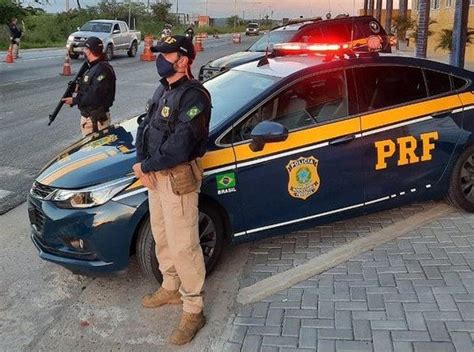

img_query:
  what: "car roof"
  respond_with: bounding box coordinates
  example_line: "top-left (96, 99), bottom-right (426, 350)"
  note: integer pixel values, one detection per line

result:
top-left (88, 19), bottom-right (122, 23)
top-left (231, 53), bottom-right (469, 79)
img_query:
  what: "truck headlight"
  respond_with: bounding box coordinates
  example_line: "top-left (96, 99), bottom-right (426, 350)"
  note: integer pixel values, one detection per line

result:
top-left (68, 35), bottom-right (74, 41)
top-left (50, 176), bottom-right (135, 209)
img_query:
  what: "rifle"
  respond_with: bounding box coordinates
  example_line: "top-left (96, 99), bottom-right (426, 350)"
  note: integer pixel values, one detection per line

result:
top-left (48, 61), bottom-right (89, 126)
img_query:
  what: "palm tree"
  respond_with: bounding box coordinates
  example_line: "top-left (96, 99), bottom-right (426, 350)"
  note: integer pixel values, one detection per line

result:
top-left (416, 0), bottom-right (430, 58)
top-left (436, 28), bottom-right (474, 62)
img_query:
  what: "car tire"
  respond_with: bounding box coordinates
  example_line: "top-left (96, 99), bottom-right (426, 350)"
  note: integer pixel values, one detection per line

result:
top-left (136, 202), bottom-right (225, 283)
top-left (127, 41), bottom-right (137, 57)
top-left (105, 44), bottom-right (113, 61)
top-left (69, 52), bottom-right (79, 59)
top-left (447, 144), bottom-right (474, 212)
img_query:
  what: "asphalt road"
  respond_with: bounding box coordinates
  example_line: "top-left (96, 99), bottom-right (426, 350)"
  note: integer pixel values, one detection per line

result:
top-left (0, 35), bottom-right (258, 214)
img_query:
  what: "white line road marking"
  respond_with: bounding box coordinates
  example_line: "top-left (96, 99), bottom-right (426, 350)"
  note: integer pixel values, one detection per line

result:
top-left (0, 55), bottom-right (64, 66)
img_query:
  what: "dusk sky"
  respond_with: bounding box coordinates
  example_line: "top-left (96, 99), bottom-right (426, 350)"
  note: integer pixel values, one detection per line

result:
top-left (35, 0), bottom-right (410, 20)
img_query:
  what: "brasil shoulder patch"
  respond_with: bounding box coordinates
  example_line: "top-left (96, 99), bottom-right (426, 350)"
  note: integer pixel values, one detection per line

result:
top-left (186, 105), bottom-right (202, 119)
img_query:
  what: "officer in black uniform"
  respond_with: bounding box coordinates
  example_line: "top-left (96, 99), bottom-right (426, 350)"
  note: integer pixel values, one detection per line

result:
top-left (133, 35), bottom-right (211, 345)
top-left (62, 36), bottom-right (116, 136)
top-left (8, 18), bottom-right (23, 58)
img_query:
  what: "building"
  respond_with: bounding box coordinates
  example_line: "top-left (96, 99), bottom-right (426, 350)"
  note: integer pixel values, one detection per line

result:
top-left (412, 0), bottom-right (474, 60)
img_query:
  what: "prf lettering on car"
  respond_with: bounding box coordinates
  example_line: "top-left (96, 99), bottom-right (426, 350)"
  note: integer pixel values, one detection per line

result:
top-left (374, 132), bottom-right (439, 170)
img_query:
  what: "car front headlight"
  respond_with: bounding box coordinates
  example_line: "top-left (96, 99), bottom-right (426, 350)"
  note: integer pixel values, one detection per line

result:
top-left (50, 176), bottom-right (135, 209)
top-left (68, 35), bottom-right (74, 42)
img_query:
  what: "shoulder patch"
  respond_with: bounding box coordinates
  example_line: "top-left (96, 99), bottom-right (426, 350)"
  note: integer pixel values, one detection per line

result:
top-left (186, 105), bottom-right (202, 119)
top-left (97, 73), bottom-right (106, 82)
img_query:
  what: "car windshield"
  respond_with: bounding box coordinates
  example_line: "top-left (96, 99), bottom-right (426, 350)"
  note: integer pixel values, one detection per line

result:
top-left (80, 22), bottom-right (113, 33)
top-left (249, 30), bottom-right (297, 52)
top-left (248, 23), bottom-right (259, 28)
top-left (204, 70), bottom-right (279, 131)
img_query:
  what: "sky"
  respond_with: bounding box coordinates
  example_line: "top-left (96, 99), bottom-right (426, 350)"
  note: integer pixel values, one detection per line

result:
top-left (33, 0), bottom-right (408, 20)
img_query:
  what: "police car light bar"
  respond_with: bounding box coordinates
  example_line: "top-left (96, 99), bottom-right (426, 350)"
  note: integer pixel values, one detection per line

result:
top-left (273, 42), bottom-right (350, 53)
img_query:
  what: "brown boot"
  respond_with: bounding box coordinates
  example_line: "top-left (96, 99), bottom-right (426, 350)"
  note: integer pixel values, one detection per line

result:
top-left (141, 287), bottom-right (182, 308)
top-left (169, 311), bottom-right (206, 345)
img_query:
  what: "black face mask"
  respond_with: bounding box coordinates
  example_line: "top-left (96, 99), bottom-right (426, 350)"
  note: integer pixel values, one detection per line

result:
top-left (156, 54), bottom-right (178, 78)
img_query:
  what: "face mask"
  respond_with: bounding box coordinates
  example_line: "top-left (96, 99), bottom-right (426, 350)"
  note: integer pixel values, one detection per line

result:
top-left (156, 54), bottom-right (178, 78)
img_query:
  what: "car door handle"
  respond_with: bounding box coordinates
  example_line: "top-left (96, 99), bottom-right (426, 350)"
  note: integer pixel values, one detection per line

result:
top-left (432, 110), bottom-right (452, 118)
top-left (329, 134), bottom-right (356, 146)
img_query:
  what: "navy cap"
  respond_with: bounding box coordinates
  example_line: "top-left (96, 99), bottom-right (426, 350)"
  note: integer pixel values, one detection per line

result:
top-left (84, 36), bottom-right (104, 55)
top-left (151, 35), bottom-right (196, 61)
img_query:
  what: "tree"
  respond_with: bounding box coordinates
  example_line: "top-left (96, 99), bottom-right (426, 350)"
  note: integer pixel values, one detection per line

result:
top-left (435, 28), bottom-right (474, 52)
top-left (150, 2), bottom-right (172, 22)
top-left (226, 15), bottom-right (243, 28)
top-left (416, 0), bottom-right (430, 58)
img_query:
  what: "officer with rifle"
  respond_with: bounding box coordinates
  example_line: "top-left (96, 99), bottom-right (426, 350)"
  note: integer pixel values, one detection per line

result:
top-left (61, 37), bottom-right (116, 136)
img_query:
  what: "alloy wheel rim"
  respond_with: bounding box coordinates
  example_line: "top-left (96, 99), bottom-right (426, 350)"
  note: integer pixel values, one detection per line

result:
top-left (199, 211), bottom-right (217, 264)
top-left (460, 154), bottom-right (474, 202)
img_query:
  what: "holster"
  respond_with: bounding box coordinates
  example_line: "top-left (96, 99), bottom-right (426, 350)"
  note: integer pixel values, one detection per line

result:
top-left (166, 159), bottom-right (203, 195)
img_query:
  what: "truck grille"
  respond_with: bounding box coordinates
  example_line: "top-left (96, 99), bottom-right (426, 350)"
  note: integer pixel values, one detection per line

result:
top-left (30, 182), bottom-right (55, 200)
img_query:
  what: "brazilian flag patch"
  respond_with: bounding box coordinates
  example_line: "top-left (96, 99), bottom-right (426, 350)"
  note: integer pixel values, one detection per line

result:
top-left (97, 74), bottom-right (106, 81)
top-left (186, 106), bottom-right (202, 119)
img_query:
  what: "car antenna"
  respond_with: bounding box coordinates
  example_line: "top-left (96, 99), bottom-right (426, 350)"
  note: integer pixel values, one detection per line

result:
top-left (257, 29), bottom-right (271, 67)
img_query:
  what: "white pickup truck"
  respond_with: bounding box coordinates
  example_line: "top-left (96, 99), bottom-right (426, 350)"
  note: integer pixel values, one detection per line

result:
top-left (66, 19), bottom-right (141, 60)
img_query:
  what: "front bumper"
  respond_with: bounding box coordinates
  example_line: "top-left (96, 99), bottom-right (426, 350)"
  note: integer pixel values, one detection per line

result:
top-left (28, 195), bottom-right (141, 275)
top-left (66, 41), bottom-right (86, 53)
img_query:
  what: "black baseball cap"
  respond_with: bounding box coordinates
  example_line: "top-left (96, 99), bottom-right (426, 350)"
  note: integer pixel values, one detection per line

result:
top-left (84, 36), bottom-right (104, 55)
top-left (151, 35), bottom-right (196, 61)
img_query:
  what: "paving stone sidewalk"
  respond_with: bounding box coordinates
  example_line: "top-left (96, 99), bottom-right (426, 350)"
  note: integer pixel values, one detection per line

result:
top-left (223, 203), bottom-right (474, 351)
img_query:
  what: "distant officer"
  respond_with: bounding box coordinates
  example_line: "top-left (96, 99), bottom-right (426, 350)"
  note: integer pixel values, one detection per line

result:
top-left (8, 18), bottom-right (23, 59)
top-left (62, 37), bottom-right (116, 137)
top-left (133, 35), bottom-right (211, 345)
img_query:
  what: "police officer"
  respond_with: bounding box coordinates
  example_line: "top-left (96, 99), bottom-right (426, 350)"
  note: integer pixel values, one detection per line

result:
top-left (133, 35), bottom-right (211, 345)
top-left (62, 36), bottom-right (116, 137)
top-left (8, 18), bottom-right (22, 59)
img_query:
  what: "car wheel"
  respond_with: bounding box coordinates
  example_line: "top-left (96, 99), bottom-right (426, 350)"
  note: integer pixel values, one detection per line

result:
top-left (69, 52), bottom-right (79, 59)
top-left (136, 202), bottom-right (225, 283)
top-left (448, 144), bottom-right (474, 212)
top-left (127, 41), bottom-right (137, 57)
top-left (105, 45), bottom-right (113, 61)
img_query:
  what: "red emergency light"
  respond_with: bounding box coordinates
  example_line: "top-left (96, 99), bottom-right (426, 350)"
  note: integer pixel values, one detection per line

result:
top-left (273, 42), bottom-right (350, 54)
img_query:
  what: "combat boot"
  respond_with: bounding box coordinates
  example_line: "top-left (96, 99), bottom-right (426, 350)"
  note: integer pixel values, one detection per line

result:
top-left (141, 287), bottom-right (182, 308)
top-left (169, 311), bottom-right (206, 345)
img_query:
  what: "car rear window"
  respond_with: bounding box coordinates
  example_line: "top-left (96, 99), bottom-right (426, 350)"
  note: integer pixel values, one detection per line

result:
top-left (249, 30), bottom-right (297, 52)
top-left (424, 69), bottom-right (452, 96)
top-left (354, 65), bottom-right (428, 113)
top-left (452, 76), bottom-right (469, 90)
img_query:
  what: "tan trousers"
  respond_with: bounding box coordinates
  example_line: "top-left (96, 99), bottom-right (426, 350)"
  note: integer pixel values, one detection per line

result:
top-left (80, 113), bottom-right (111, 137)
top-left (12, 39), bottom-right (20, 58)
top-left (148, 172), bottom-right (205, 314)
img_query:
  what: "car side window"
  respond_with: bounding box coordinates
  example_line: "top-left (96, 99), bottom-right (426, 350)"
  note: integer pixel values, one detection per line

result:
top-left (119, 23), bottom-right (127, 32)
top-left (113, 24), bottom-right (120, 33)
top-left (230, 70), bottom-right (349, 143)
top-left (354, 65), bottom-right (427, 113)
top-left (452, 76), bottom-right (468, 90)
top-left (424, 69), bottom-right (451, 96)
top-left (322, 22), bottom-right (351, 42)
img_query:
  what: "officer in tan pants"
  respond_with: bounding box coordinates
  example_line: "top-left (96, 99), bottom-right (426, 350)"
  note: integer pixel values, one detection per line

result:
top-left (133, 35), bottom-right (211, 345)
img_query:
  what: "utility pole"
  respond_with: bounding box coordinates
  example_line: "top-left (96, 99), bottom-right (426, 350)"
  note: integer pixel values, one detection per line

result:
top-left (66, 0), bottom-right (70, 11)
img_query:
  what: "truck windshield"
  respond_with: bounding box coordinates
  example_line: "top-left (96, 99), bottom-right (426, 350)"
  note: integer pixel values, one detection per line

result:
top-left (248, 23), bottom-right (259, 28)
top-left (80, 22), bottom-right (113, 33)
top-left (248, 30), bottom-right (297, 52)
top-left (204, 70), bottom-right (279, 132)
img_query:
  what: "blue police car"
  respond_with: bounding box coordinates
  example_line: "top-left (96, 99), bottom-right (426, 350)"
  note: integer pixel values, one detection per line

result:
top-left (29, 42), bottom-right (474, 282)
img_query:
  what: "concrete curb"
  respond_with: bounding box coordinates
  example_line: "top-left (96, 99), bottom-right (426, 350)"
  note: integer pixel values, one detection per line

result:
top-left (237, 202), bottom-right (454, 305)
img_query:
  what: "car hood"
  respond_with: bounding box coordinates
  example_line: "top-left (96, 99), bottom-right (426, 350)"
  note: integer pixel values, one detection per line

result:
top-left (206, 51), bottom-right (265, 69)
top-left (70, 31), bottom-right (108, 41)
top-left (36, 118), bottom-right (139, 189)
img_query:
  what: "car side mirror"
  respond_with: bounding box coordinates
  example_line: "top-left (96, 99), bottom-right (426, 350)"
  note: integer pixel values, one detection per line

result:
top-left (113, 29), bottom-right (120, 34)
top-left (249, 121), bottom-right (288, 152)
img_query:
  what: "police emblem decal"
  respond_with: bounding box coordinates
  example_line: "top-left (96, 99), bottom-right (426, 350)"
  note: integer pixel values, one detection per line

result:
top-left (161, 106), bottom-right (170, 118)
top-left (286, 156), bottom-right (320, 200)
top-left (369, 21), bottom-right (381, 33)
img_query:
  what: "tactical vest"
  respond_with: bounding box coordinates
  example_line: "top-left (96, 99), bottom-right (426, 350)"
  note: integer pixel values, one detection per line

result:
top-left (143, 79), bottom-right (211, 163)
